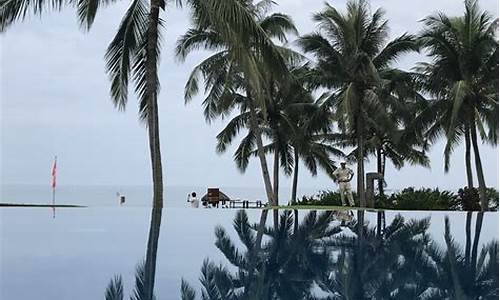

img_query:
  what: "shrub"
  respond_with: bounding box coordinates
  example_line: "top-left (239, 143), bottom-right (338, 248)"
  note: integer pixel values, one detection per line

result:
top-left (457, 187), bottom-right (481, 211)
top-left (294, 186), bottom-right (499, 211)
top-left (376, 187), bottom-right (459, 210)
top-left (296, 190), bottom-right (357, 206)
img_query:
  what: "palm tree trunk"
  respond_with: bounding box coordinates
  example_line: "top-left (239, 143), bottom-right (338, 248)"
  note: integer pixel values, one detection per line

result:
top-left (377, 147), bottom-right (384, 196)
top-left (144, 205), bottom-right (162, 300)
top-left (273, 147), bottom-right (279, 202)
top-left (273, 147), bottom-right (279, 229)
top-left (464, 127), bottom-right (474, 263)
top-left (471, 212), bottom-right (484, 276)
top-left (376, 211), bottom-right (382, 237)
top-left (255, 209), bottom-right (268, 251)
top-left (464, 127), bottom-right (474, 189)
top-left (356, 117), bottom-right (366, 207)
top-left (291, 149), bottom-right (300, 233)
top-left (248, 100), bottom-right (275, 206)
top-left (470, 122), bottom-right (488, 210)
top-left (291, 149), bottom-right (299, 204)
top-left (465, 211), bottom-right (472, 267)
top-left (144, 0), bottom-right (163, 298)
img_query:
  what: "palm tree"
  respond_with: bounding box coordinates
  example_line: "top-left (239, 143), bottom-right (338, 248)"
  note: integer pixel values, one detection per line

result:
top-left (214, 65), bottom-right (342, 206)
top-left (298, 0), bottom-right (420, 207)
top-left (0, 0), bottom-right (178, 296)
top-left (0, 0), bottom-right (176, 211)
top-left (368, 69), bottom-right (430, 196)
top-left (417, 0), bottom-right (499, 210)
top-left (176, 0), bottom-right (297, 208)
top-left (288, 95), bottom-right (344, 204)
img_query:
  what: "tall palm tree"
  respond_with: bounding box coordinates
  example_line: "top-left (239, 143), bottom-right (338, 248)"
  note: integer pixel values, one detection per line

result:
top-left (0, 0), bottom-right (175, 212)
top-left (176, 0), bottom-right (297, 208)
top-left (298, 0), bottom-right (420, 207)
top-left (368, 69), bottom-right (430, 196)
top-left (417, 0), bottom-right (499, 210)
top-left (0, 0), bottom-right (180, 297)
top-left (214, 66), bottom-right (342, 206)
top-left (288, 95), bottom-right (344, 204)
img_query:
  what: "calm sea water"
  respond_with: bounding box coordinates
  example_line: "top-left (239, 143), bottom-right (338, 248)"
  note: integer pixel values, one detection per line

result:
top-left (1, 184), bottom-right (321, 207)
top-left (1, 207), bottom-right (498, 299)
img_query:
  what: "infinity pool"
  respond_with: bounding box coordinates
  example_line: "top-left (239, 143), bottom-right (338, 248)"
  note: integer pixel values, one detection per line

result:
top-left (1, 207), bottom-right (498, 299)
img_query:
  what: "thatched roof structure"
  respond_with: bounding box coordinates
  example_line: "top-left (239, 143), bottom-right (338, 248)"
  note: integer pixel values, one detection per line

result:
top-left (200, 191), bottom-right (231, 202)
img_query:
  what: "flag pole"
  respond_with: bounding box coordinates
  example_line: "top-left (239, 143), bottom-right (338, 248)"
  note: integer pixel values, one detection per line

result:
top-left (52, 156), bottom-right (57, 219)
top-left (52, 185), bottom-right (56, 219)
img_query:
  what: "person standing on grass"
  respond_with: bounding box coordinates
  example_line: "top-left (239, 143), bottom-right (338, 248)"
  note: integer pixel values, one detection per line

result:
top-left (332, 161), bottom-right (355, 206)
top-left (187, 192), bottom-right (199, 208)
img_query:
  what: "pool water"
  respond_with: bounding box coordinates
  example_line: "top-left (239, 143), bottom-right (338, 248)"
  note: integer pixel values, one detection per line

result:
top-left (1, 207), bottom-right (498, 299)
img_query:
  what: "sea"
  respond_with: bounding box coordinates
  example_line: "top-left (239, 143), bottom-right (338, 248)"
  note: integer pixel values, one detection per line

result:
top-left (0, 184), bottom-right (322, 207)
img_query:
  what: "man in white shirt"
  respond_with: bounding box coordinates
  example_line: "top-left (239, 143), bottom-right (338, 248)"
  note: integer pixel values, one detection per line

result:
top-left (187, 192), bottom-right (200, 208)
top-left (332, 161), bottom-right (355, 206)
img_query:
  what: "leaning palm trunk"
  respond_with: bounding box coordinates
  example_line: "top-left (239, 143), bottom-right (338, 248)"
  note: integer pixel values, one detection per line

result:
top-left (144, 0), bottom-right (163, 298)
top-left (255, 209), bottom-right (268, 251)
top-left (356, 117), bottom-right (366, 207)
top-left (470, 122), bottom-right (488, 210)
top-left (248, 100), bottom-right (276, 206)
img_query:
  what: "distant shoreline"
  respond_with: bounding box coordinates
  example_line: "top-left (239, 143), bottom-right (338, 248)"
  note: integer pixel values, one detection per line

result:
top-left (0, 203), bottom-right (86, 208)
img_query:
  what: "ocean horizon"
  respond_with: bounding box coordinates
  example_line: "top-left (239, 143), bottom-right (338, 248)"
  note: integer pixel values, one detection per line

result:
top-left (0, 184), bottom-right (325, 207)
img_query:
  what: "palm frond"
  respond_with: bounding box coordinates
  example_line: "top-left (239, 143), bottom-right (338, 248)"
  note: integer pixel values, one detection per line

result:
top-left (104, 0), bottom-right (148, 111)
top-left (105, 275), bottom-right (124, 300)
top-left (181, 279), bottom-right (196, 300)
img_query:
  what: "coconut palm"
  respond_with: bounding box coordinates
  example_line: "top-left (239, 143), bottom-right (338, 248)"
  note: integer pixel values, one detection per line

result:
top-left (176, 0), bottom-right (297, 209)
top-left (367, 69), bottom-right (430, 196)
top-left (0, 0), bottom-right (179, 296)
top-left (298, 0), bottom-right (420, 207)
top-left (0, 0), bottom-right (175, 212)
top-left (213, 70), bottom-right (298, 204)
top-left (417, 0), bottom-right (499, 210)
top-left (215, 66), bottom-right (342, 206)
top-left (288, 95), bottom-right (344, 204)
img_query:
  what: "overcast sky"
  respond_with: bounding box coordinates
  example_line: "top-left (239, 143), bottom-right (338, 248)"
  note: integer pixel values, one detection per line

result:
top-left (1, 0), bottom-right (498, 192)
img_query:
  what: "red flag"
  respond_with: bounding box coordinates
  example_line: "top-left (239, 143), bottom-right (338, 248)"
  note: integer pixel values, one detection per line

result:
top-left (51, 157), bottom-right (57, 189)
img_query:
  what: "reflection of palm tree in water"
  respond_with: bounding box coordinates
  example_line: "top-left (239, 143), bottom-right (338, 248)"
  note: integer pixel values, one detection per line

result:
top-left (182, 210), bottom-right (340, 299)
top-left (102, 208), bottom-right (496, 299)
top-left (104, 205), bottom-right (163, 300)
top-left (433, 212), bottom-right (498, 299)
top-left (181, 210), bottom-right (497, 299)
